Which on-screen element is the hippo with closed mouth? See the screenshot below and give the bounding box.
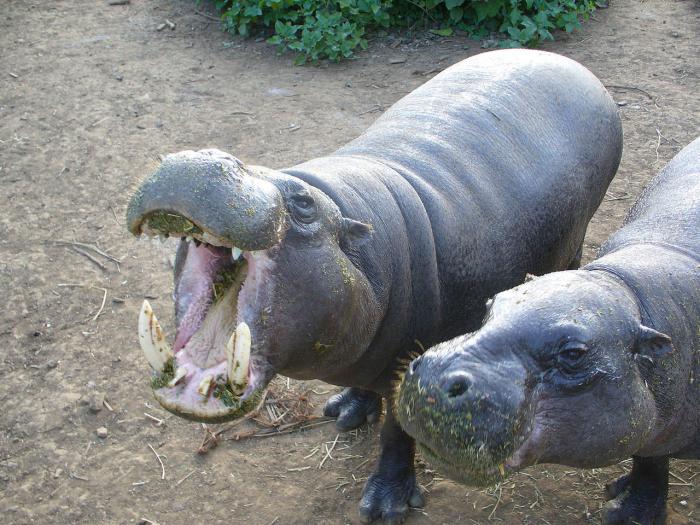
[397,136,700,524]
[126,49,623,522]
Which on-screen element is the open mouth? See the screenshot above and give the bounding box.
[135,211,274,423]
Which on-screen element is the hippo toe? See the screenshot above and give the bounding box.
[323,387,382,431]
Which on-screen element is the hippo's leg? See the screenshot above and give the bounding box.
[323,387,382,431]
[567,243,584,270]
[602,455,669,525]
[359,402,425,524]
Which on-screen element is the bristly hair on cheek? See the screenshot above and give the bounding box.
[390,343,424,410]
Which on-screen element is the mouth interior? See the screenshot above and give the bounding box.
[136,211,268,422]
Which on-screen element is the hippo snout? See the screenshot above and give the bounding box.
[397,345,530,485]
[127,149,289,251]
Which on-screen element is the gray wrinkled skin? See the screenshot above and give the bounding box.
[397,136,700,524]
[128,50,624,523]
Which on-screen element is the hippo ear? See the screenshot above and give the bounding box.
[341,218,373,247]
[635,325,674,360]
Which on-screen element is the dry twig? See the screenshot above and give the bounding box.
[175,470,196,486]
[49,240,122,264]
[147,443,166,480]
[604,84,654,100]
[319,433,340,469]
[194,9,220,21]
[91,287,108,321]
[56,283,109,321]
[71,246,108,271]
[144,412,165,426]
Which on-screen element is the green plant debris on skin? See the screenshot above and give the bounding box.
[336,256,355,286]
[313,341,334,355]
[146,211,203,236]
[213,383,263,414]
[397,375,516,487]
[208,0,597,63]
[150,357,176,389]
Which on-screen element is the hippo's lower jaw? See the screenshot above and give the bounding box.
[136,221,276,423]
[415,439,512,486]
[412,424,539,486]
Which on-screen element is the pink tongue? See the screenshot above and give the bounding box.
[173,242,231,352]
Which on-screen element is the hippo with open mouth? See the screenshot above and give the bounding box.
[397,136,700,524]
[126,49,623,522]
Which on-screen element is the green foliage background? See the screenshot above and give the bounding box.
[209,0,598,63]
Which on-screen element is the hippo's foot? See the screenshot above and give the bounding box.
[323,387,382,431]
[358,400,424,524]
[359,471,425,524]
[602,456,669,525]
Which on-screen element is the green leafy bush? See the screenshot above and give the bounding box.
[210,0,597,63]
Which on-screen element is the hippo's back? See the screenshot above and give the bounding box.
[601,137,700,259]
[336,49,622,224]
[289,50,623,340]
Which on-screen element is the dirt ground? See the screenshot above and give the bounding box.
[1,0,698,523]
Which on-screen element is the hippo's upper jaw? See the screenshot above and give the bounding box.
[127,149,377,423]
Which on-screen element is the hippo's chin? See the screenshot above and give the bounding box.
[151,358,266,423]
[135,215,277,423]
[415,439,512,487]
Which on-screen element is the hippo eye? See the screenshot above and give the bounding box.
[557,342,588,370]
[290,193,317,223]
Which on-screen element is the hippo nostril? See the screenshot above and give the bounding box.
[409,355,423,375]
[448,380,469,398]
[444,373,471,399]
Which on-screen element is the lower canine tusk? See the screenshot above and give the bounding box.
[229,322,251,393]
[138,300,173,372]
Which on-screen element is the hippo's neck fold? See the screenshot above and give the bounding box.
[282,157,444,389]
[586,245,700,456]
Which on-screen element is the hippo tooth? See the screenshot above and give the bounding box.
[197,375,214,397]
[231,246,242,261]
[168,366,188,387]
[230,322,251,393]
[138,300,173,372]
[201,231,225,247]
[225,332,236,383]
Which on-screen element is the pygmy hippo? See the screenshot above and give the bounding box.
[126,49,623,523]
[397,137,700,524]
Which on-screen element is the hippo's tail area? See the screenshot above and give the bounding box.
[600,135,700,260]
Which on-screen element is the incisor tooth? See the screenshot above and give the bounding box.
[138,300,173,372]
[197,375,214,397]
[230,322,251,393]
[231,246,242,261]
[168,366,188,387]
